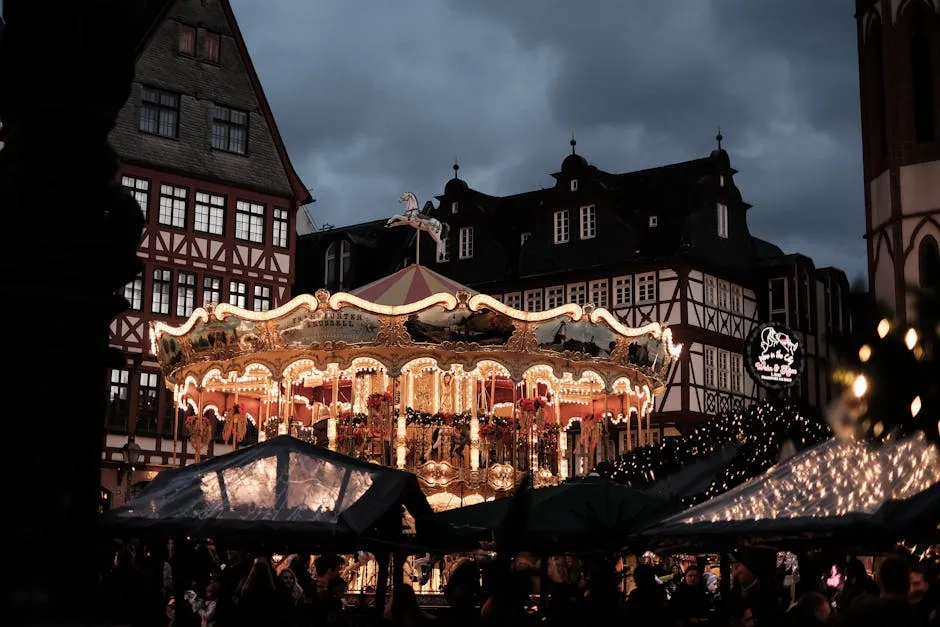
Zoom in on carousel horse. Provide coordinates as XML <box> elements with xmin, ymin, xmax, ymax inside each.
<box><xmin>386</xmin><ymin>192</ymin><xmax>450</xmax><ymax>259</ymax></box>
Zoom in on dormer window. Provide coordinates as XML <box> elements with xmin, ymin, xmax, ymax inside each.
<box><xmin>719</xmin><ymin>175</ymin><xmax>725</xmax><ymax>187</ymax></box>
<box><xmin>717</xmin><ymin>202</ymin><xmax>729</xmax><ymax>238</ymax></box>
<box><xmin>649</xmin><ymin>216</ymin><xmax>658</xmax><ymax>228</ymax></box>
<box><xmin>579</xmin><ymin>205</ymin><xmax>596</xmax><ymax>239</ymax></box>
<box><xmin>451</xmin><ymin>201</ymin><xmax>458</xmax><ymax>214</ymax></box>
<box><xmin>553</xmin><ymin>210</ymin><xmax>570</xmax><ymax>244</ymax></box>
<box><xmin>521</xmin><ymin>232</ymin><xmax>531</xmax><ymax>246</ymax></box>
<box><xmin>570</xmin><ymin>179</ymin><xmax>578</xmax><ymax>192</ymax></box>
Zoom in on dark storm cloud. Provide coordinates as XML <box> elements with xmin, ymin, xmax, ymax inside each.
<box><xmin>232</xmin><ymin>0</ymin><xmax>866</xmax><ymax>278</ymax></box>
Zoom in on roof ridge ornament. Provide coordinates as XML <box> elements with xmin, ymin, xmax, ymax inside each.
<box><xmin>386</xmin><ymin>192</ymin><xmax>450</xmax><ymax>266</ymax></box>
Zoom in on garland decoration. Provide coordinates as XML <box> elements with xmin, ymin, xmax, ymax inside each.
<box><xmin>185</xmin><ymin>414</ymin><xmax>213</xmax><ymax>461</ymax></box>
<box><xmin>596</xmin><ymin>400</ymin><xmax>829</xmax><ymax>506</ymax></box>
<box><xmin>222</xmin><ymin>403</ymin><xmax>248</xmax><ymax>446</ymax></box>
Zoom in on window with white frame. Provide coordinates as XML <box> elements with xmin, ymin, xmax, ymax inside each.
<box><xmin>649</xmin><ymin>215</ymin><xmax>658</xmax><ymax>228</ymax></box>
<box><xmin>769</xmin><ymin>277</ymin><xmax>788</xmax><ymax>325</ymax></box>
<box><xmin>194</xmin><ymin>192</ymin><xmax>225</xmax><ymax>235</ymax></box>
<box><xmin>579</xmin><ymin>205</ymin><xmax>596</xmax><ymax>239</ymax></box>
<box><xmin>158</xmin><ymin>184</ymin><xmax>187</xmax><ymax>228</ymax></box>
<box><xmin>717</xmin><ymin>350</ymin><xmax>730</xmax><ymax>390</ymax></box>
<box><xmin>731</xmin><ymin>285</ymin><xmax>743</xmax><ymax>314</ymax></box>
<box><xmin>703</xmin><ymin>346</ymin><xmax>716</xmax><ymax>388</ymax></box>
<box><xmin>636</xmin><ymin>273</ymin><xmax>656</xmax><ymax>303</ymax></box>
<box><xmin>136</xmin><ymin>371</ymin><xmax>160</xmax><ymax>433</ymax></box>
<box><xmin>203</xmin><ymin>276</ymin><xmax>222</xmax><ymax>305</ymax></box>
<box><xmin>123</xmin><ymin>273</ymin><xmax>143</xmax><ymax>311</ymax></box>
<box><xmin>151</xmin><ymin>268</ymin><xmax>171</xmax><ymax>314</ymax></box>
<box><xmin>273</xmin><ymin>207</ymin><xmax>290</xmax><ymax>248</ymax></box>
<box><xmin>704</xmin><ymin>275</ymin><xmax>716</xmax><ymax>306</ymax></box>
<box><xmin>570</xmin><ymin>179</ymin><xmax>578</xmax><ymax>192</ymax></box>
<box><xmin>451</xmin><ymin>201</ymin><xmax>458</xmax><ymax>214</ymax></box>
<box><xmin>121</xmin><ymin>176</ymin><xmax>150</xmax><ymax>217</ymax></box>
<box><xmin>229</xmin><ymin>280</ymin><xmax>247</xmax><ymax>308</ymax></box>
<box><xmin>717</xmin><ymin>279</ymin><xmax>730</xmax><ymax>310</ymax></box>
<box><xmin>235</xmin><ymin>200</ymin><xmax>265</xmax><ymax>243</ymax></box>
<box><xmin>521</xmin><ymin>232</ymin><xmax>531</xmax><ymax>246</ymax></box>
<box><xmin>589</xmin><ymin>279</ymin><xmax>608</xmax><ymax>308</ymax></box>
<box><xmin>436</xmin><ymin>236</ymin><xmax>450</xmax><ymax>263</ymax></box>
<box><xmin>613</xmin><ymin>276</ymin><xmax>632</xmax><ymax>307</ymax></box>
<box><xmin>176</xmin><ymin>272</ymin><xmax>196</xmax><ymax>317</ymax></box>
<box><xmin>546</xmin><ymin>286</ymin><xmax>564</xmax><ymax>309</ymax></box>
<box><xmin>730</xmin><ymin>353</ymin><xmax>743</xmax><ymax>393</ymax></box>
<box><xmin>504</xmin><ymin>292</ymin><xmax>522</xmax><ymax>310</ymax></box>
<box><xmin>717</xmin><ymin>202</ymin><xmax>729</xmax><ymax>238</ymax></box>
<box><xmin>567</xmin><ymin>283</ymin><xmax>586</xmax><ymax>305</ymax></box>
<box><xmin>254</xmin><ymin>284</ymin><xmax>271</xmax><ymax>311</ymax></box>
<box><xmin>459</xmin><ymin>226</ymin><xmax>474</xmax><ymax>259</ymax></box>
<box><xmin>524</xmin><ymin>289</ymin><xmax>543</xmax><ymax>312</ymax></box>
<box><xmin>553</xmin><ymin>210</ymin><xmax>569</xmax><ymax>244</ymax></box>
<box><xmin>324</xmin><ymin>240</ymin><xmax>351</xmax><ymax>284</ymax></box>
<box><xmin>106</xmin><ymin>368</ymin><xmax>130</xmax><ymax>429</ymax></box>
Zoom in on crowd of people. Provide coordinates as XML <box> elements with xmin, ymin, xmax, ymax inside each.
<box><xmin>96</xmin><ymin>537</ymin><xmax>940</xmax><ymax>627</ymax></box>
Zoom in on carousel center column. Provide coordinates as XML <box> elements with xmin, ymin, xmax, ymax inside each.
<box><xmin>390</xmin><ymin>369</ymin><xmax>407</xmax><ymax>469</ymax></box>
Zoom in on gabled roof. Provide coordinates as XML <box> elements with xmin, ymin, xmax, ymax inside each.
<box><xmin>351</xmin><ymin>264</ymin><xmax>476</xmax><ymax>306</ymax></box>
<box><xmin>102</xmin><ymin>435</ymin><xmax>431</xmax><ymax>547</ymax></box>
<box><xmin>128</xmin><ymin>0</ymin><xmax>311</xmax><ymax>205</ymax></box>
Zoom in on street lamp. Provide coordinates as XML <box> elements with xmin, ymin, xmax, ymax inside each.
<box><xmin>120</xmin><ymin>435</ymin><xmax>142</xmax><ymax>503</ymax></box>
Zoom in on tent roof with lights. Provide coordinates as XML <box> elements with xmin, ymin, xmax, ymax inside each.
<box><xmin>351</xmin><ymin>264</ymin><xmax>477</xmax><ymax>307</ymax></box>
<box><xmin>101</xmin><ymin>436</ymin><xmax>433</xmax><ymax>547</ymax></box>
<box><xmin>647</xmin><ymin>435</ymin><xmax>940</xmax><ymax>550</ymax></box>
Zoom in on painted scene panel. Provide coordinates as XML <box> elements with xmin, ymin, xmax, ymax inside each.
<box><xmin>404</xmin><ymin>306</ymin><xmax>515</xmax><ymax>346</ymax></box>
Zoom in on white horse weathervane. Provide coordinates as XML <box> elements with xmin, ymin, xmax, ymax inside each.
<box><xmin>386</xmin><ymin>192</ymin><xmax>450</xmax><ymax>265</ymax></box>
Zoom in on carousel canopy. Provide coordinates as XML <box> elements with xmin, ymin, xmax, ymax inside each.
<box><xmin>101</xmin><ymin>436</ymin><xmax>433</xmax><ymax>546</ymax></box>
<box><xmin>352</xmin><ymin>264</ymin><xmax>477</xmax><ymax>307</ymax></box>
<box><xmin>647</xmin><ymin>434</ymin><xmax>940</xmax><ymax>550</ymax></box>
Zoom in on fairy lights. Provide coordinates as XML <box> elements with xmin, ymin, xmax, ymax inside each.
<box><xmin>599</xmin><ymin>401</ymin><xmax>830</xmax><ymax>505</ymax></box>
<box><xmin>669</xmin><ymin>433</ymin><xmax>940</xmax><ymax>524</ymax></box>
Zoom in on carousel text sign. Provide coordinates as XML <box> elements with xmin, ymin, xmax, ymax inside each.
<box><xmin>282</xmin><ymin>308</ymin><xmax>380</xmax><ymax>345</ymax></box>
<box><xmin>744</xmin><ymin>322</ymin><xmax>803</xmax><ymax>390</ymax></box>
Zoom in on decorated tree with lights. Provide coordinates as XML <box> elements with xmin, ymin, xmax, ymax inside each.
<box><xmin>831</xmin><ymin>287</ymin><xmax>940</xmax><ymax>446</ymax></box>
<box><xmin>597</xmin><ymin>399</ymin><xmax>830</xmax><ymax>505</ymax></box>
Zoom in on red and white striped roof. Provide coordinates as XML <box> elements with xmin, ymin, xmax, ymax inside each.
<box><xmin>350</xmin><ymin>264</ymin><xmax>476</xmax><ymax>306</ymax></box>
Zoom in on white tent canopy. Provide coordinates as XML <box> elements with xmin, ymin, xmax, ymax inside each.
<box><xmin>649</xmin><ymin>434</ymin><xmax>940</xmax><ymax>548</ymax></box>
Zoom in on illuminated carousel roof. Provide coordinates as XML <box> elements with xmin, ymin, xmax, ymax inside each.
<box><xmin>152</xmin><ymin>264</ymin><xmax>682</xmax><ymax>393</ymax></box>
<box><xmin>352</xmin><ymin>264</ymin><xmax>477</xmax><ymax>307</ymax></box>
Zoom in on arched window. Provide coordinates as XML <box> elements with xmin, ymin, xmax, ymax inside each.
<box><xmin>905</xmin><ymin>2</ymin><xmax>935</xmax><ymax>143</ymax></box>
<box><xmin>919</xmin><ymin>235</ymin><xmax>940</xmax><ymax>289</ymax></box>
<box><xmin>323</xmin><ymin>240</ymin><xmax>351</xmax><ymax>285</ymax></box>
<box><xmin>324</xmin><ymin>241</ymin><xmax>337</xmax><ymax>284</ymax></box>
<box><xmin>865</xmin><ymin>16</ymin><xmax>888</xmax><ymax>157</ymax></box>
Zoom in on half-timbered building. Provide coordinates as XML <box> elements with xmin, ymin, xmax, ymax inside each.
<box><xmin>104</xmin><ymin>0</ymin><xmax>311</xmax><ymax>500</ymax></box>
<box><xmin>296</xmin><ymin>139</ymin><xmax>852</xmax><ymax>440</ymax></box>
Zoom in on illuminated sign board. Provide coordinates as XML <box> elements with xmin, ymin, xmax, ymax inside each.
<box><xmin>744</xmin><ymin>322</ymin><xmax>804</xmax><ymax>390</ymax></box>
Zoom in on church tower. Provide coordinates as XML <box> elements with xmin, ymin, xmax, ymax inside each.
<box><xmin>856</xmin><ymin>0</ymin><xmax>940</xmax><ymax>321</ymax></box>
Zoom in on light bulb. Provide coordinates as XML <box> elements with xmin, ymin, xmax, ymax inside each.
<box><xmin>858</xmin><ymin>345</ymin><xmax>872</xmax><ymax>363</ymax></box>
<box><xmin>912</xmin><ymin>396</ymin><xmax>922</xmax><ymax>417</ymax></box>
<box><xmin>905</xmin><ymin>328</ymin><xmax>918</xmax><ymax>350</ymax></box>
<box><xmin>852</xmin><ymin>374</ymin><xmax>868</xmax><ymax>399</ymax></box>
<box><xmin>877</xmin><ymin>319</ymin><xmax>891</xmax><ymax>339</ymax></box>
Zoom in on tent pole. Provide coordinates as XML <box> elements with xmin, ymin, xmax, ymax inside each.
<box><xmin>374</xmin><ymin>550</ymin><xmax>390</xmax><ymax>620</ymax></box>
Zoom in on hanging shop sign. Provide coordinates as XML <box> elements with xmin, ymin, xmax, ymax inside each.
<box><xmin>744</xmin><ymin>322</ymin><xmax>804</xmax><ymax>390</ymax></box>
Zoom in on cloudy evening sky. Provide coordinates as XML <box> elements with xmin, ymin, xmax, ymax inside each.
<box><xmin>231</xmin><ymin>0</ymin><xmax>866</xmax><ymax>280</ymax></box>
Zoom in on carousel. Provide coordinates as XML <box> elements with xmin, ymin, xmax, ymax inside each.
<box><xmin>150</xmin><ymin>197</ymin><xmax>683</xmax><ymax>518</ymax></box>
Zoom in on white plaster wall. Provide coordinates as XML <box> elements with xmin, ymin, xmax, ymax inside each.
<box><xmin>870</xmin><ymin>170</ymin><xmax>893</xmax><ymax>231</ymax></box>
